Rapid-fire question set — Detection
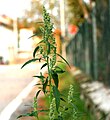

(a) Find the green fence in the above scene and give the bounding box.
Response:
[66,0,110,85]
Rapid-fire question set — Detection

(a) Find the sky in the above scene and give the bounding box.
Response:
[83,0,90,4]
[0,0,90,19]
[0,0,31,19]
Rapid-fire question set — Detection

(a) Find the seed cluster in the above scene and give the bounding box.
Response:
[39,7,56,68]
[68,84,74,103]
[49,98,56,120]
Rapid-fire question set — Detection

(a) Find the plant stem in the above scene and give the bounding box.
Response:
[47,56,52,104]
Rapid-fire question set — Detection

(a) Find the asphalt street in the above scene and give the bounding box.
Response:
[0,63,42,113]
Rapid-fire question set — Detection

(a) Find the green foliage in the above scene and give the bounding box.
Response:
[53,86,60,112]
[21,58,40,69]
[49,98,56,120]
[65,0,83,25]
[39,69,94,120]
[51,70,59,88]
[18,6,84,120]
[19,0,60,32]
[56,53,70,68]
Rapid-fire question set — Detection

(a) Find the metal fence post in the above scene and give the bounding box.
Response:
[84,22,91,75]
[92,2,98,80]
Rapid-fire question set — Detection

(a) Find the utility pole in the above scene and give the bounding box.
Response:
[60,0,67,59]
[92,1,98,80]
[60,0,65,37]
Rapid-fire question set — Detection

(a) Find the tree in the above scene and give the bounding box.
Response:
[65,0,90,26]
[18,0,60,34]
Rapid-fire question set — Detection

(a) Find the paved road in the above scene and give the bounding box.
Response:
[0,63,42,113]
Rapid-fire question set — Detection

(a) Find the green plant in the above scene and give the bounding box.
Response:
[17,6,81,120]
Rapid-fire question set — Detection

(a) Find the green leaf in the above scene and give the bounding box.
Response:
[65,107,68,111]
[54,66,62,70]
[43,77,48,93]
[38,109,49,112]
[17,111,37,119]
[39,58,42,62]
[21,58,39,69]
[37,40,44,45]
[34,83,41,86]
[41,63,47,69]
[35,21,43,24]
[36,90,41,98]
[28,33,42,39]
[51,70,59,88]
[56,70,65,74]
[33,46,39,58]
[33,75,45,79]
[58,115,64,120]
[33,74,45,84]
[57,60,65,63]
[56,53,70,68]
[54,66,65,74]
[53,86,60,112]
[60,98,66,102]
[28,34,38,39]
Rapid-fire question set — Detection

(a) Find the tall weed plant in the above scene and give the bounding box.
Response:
[17,6,81,120]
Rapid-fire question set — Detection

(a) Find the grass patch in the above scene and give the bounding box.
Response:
[38,64,94,120]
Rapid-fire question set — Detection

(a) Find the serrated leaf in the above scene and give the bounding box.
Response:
[21,58,39,69]
[41,63,47,69]
[43,77,48,93]
[36,90,41,98]
[33,46,39,58]
[56,53,70,68]
[53,86,60,112]
[51,70,59,88]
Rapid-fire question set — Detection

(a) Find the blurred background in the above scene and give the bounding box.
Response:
[0,0,110,119]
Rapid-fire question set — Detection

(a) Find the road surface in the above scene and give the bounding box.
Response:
[0,63,42,113]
